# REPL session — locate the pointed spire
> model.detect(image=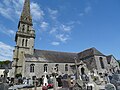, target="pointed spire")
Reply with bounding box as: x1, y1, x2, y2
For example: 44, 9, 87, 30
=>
20, 0, 32, 25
